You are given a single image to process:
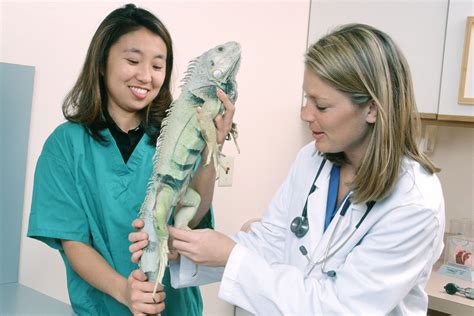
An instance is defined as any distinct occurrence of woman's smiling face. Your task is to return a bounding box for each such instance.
[104,27,167,119]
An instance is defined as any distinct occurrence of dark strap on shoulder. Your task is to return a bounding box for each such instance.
[302,159,327,218]
[355,201,376,229]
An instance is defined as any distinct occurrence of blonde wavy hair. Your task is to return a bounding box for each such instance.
[305,23,439,204]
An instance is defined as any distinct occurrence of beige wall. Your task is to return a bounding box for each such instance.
[427,125,474,232]
[2,1,473,316]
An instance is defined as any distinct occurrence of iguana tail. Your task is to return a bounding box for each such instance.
[152,236,168,298]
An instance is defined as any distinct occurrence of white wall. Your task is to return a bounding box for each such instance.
[1,1,310,315]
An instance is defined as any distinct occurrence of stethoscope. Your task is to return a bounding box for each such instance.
[290,159,376,278]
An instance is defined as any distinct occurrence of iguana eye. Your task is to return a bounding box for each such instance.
[213,69,223,79]
[218,46,224,52]
[210,60,215,66]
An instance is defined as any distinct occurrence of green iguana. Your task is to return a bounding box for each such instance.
[138,41,241,297]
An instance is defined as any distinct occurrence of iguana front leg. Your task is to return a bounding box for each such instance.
[196,103,223,172]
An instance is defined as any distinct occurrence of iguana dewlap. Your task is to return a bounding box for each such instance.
[138,42,241,296]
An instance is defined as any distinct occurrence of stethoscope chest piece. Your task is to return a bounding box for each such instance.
[291,216,309,238]
[290,159,327,239]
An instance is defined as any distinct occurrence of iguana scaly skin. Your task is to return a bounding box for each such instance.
[138,42,241,296]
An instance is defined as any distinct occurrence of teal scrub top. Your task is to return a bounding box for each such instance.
[28,122,213,316]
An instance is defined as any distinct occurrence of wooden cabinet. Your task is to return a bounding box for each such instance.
[438,0,474,123]
[308,0,474,126]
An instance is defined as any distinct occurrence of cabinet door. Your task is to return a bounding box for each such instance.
[307,0,449,118]
[438,0,474,122]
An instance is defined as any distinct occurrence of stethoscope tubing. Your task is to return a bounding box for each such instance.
[304,199,376,278]
[293,158,377,278]
[302,159,327,218]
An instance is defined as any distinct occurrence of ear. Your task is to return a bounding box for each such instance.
[366,100,377,124]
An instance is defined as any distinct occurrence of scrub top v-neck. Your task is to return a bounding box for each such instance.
[107,119,145,164]
[28,122,206,315]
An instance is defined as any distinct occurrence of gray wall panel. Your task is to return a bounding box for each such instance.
[0,62,35,284]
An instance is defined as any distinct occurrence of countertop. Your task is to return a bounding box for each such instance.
[0,282,75,316]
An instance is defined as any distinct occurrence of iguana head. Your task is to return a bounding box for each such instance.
[182,41,241,103]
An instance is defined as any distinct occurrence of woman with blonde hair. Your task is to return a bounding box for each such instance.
[131,23,445,315]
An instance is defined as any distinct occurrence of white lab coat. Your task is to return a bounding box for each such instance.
[170,142,445,315]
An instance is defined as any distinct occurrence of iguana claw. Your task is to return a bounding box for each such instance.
[229,122,240,154]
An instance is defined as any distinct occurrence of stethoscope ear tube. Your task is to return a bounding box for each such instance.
[355,200,376,228]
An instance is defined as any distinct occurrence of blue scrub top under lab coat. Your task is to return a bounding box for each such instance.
[28,122,212,315]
